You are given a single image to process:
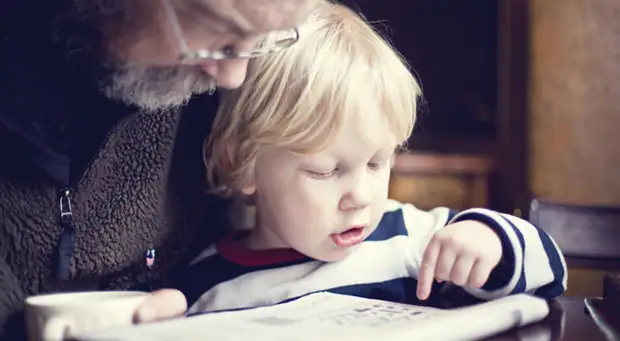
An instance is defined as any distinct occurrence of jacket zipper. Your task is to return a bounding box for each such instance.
[55,187,76,280]
[53,111,157,288]
[53,111,117,281]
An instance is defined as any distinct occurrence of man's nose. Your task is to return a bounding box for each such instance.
[200,58,249,89]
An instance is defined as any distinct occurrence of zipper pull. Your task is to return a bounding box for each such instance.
[59,189,73,222]
[145,246,156,291]
[55,189,76,280]
[145,246,156,268]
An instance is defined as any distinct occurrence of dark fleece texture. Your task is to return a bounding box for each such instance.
[0,100,229,341]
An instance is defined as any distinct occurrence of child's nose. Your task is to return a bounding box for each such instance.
[340,182,373,211]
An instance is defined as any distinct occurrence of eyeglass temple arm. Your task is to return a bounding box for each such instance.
[161,0,191,54]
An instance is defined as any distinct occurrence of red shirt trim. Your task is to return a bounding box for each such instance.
[215,232,307,266]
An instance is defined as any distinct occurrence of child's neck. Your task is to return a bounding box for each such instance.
[241,227,290,250]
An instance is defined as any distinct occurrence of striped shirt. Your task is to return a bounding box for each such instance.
[181,200,567,315]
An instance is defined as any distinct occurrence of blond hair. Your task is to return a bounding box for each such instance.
[205,2,421,197]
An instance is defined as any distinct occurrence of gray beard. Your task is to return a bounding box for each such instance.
[61,0,217,111]
[102,64,217,112]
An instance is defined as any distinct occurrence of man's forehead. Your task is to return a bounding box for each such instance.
[191,0,319,33]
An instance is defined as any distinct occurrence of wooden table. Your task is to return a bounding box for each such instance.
[486,297,612,340]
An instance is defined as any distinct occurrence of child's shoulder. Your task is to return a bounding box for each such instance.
[381,199,453,224]
[370,200,454,240]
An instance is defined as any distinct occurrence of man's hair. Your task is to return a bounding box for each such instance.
[205,2,421,197]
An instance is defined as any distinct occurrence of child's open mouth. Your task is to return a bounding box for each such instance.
[330,227,365,247]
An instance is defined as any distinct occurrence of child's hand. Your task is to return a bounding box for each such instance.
[416,220,503,300]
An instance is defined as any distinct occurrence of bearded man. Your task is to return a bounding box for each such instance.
[0,0,318,339]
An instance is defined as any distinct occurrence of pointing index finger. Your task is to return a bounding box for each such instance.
[417,240,440,301]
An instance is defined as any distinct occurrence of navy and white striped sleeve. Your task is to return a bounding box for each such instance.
[392,201,567,301]
[448,208,568,299]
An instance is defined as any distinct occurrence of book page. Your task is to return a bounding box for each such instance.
[78,292,550,341]
[227,291,442,329]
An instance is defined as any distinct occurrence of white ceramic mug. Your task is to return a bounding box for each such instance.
[24,291,149,341]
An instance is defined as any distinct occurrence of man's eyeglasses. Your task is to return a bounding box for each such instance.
[162,0,300,64]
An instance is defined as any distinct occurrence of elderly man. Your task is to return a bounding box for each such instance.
[0,0,318,339]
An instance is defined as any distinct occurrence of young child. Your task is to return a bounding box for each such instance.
[181,2,567,315]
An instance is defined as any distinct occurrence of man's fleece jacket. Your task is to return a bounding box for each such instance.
[0,3,228,339]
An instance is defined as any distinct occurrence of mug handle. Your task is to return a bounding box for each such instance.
[41,316,74,341]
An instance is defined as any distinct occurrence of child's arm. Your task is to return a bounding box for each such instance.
[389,200,567,302]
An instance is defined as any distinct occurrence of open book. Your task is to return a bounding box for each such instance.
[78,292,550,341]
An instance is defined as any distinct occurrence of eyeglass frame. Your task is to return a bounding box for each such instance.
[161,0,300,64]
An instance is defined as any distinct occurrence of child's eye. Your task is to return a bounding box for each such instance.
[306,169,337,179]
[368,160,387,170]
